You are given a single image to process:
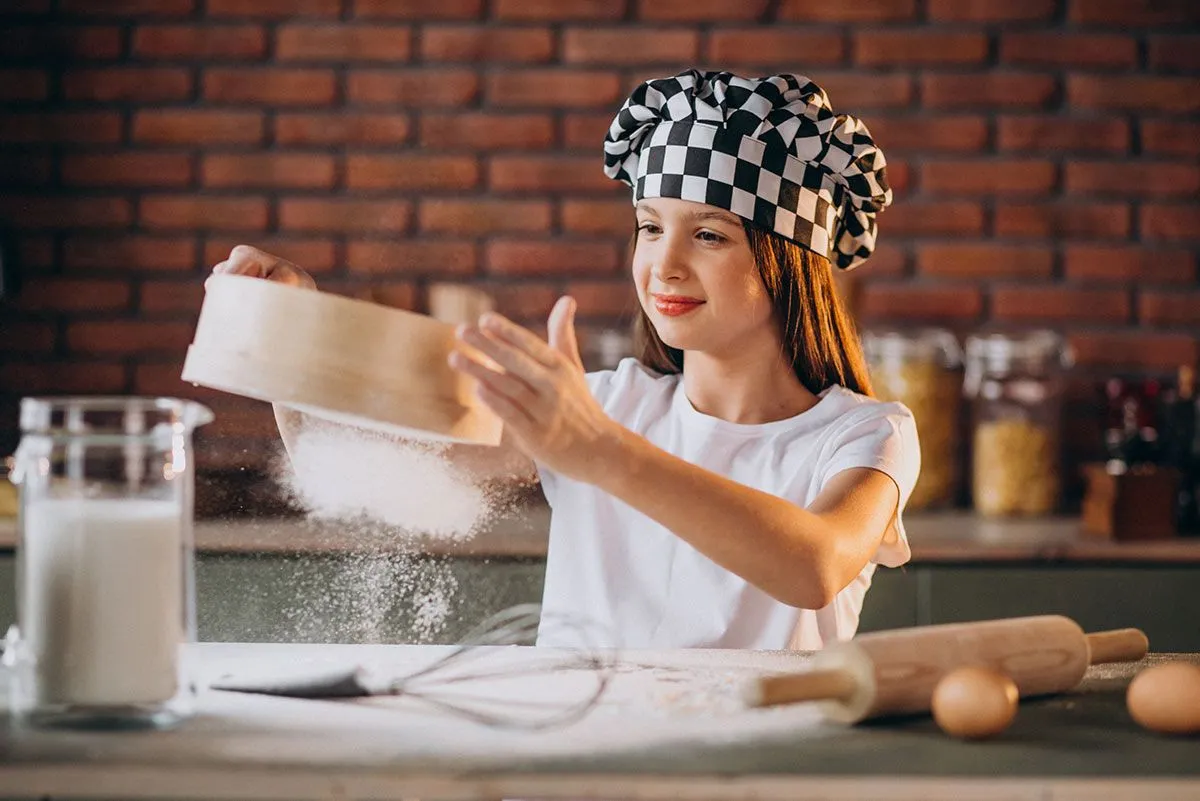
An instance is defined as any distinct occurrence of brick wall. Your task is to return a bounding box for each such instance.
[1,0,1198,498]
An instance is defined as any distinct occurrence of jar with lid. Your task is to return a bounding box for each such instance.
[5,397,212,729]
[863,328,964,511]
[964,332,1072,517]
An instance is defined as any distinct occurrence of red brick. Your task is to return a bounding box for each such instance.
[275,112,410,145]
[279,200,412,233]
[139,281,204,313]
[866,116,988,154]
[0,70,48,101]
[489,156,615,193]
[997,116,1129,154]
[562,199,635,235]
[859,284,983,321]
[637,0,768,19]
[1142,121,1200,158]
[353,282,420,310]
[207,0,339,16]
[879,201,985,237]
[1068,333,1198,371]
[1148,36,1200,72]
[420,113,553,150]
[419,200,552,234]
[780,0,916,21]
[200,154,336,189]
[493,0,623,20]
[815,73,914,109]
[133,110,264,145]
[487,71,621,108]
[1001,33,1136,69]
[204,238,339,274]
[562,113,616,150]
[1064,245,1195,284]
[204,68,336,106]
[0,153,51,186]
[1142,205,1200,242]
[277,24,412,61]
[421,27,553,62]
[922,160,1057,195]
[568,280,636,317]
[347,241,477,275]
[63,68,192,101]
[1069,76,1200,114]
[1139,291,1200,327]
[64,236,196,272]
[991,286,1130,323]
[67,321,194,355]
[0,362,127,394]
[860,244,908,277]
[474,282,560,321]
[62,154,193,188]
[928,0,1056,20]
[564,29,699,65]
[0,323,55,354]
[922,74,1058,109]
[348,69,478,105]
[17,237,55,270]
[354,0,483,18]
[882,160,913,196]
[854,32,987,67]
[1069,0,1200,25]
[133,25,266,59]
[994,203,1131,239]
[0,25,122,60]
[14,278,132,313]
[706,30,846,68]
[1066,162,1200,198]
[917,244,1054,278]
[486,240,620,276]
[134,362,219,398]
[0,112,121,144]
[0,196,131,229]
[346,155,479,191]
[60,0,194,14]
[140,197,268,231]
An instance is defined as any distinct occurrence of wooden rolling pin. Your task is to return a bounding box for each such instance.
[746,615,1147,723]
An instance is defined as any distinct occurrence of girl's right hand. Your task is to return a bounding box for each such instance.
[208,244,316,290]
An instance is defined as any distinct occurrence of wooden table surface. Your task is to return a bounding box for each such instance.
[1,644,1197,801]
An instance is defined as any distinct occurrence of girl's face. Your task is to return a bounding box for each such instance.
[632,197,777,359]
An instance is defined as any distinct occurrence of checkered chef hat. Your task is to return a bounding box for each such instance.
[603,70,893,270]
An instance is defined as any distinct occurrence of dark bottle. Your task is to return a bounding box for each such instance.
[1165,366,1198,534]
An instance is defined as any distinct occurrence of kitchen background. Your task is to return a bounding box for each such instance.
[0,1,1198,645]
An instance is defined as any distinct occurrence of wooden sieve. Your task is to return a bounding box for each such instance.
[181,274,503,445]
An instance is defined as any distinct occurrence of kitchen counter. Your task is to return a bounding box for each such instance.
[1,644,1197,801]
[3,508,1199,563]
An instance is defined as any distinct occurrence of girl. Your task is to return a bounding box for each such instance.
[211,70,919,652]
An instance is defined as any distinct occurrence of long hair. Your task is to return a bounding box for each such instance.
[634,221,874,398]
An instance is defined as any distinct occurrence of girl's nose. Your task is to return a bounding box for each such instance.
[652,240,690,282]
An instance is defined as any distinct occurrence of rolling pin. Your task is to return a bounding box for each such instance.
[746,615,1148,723]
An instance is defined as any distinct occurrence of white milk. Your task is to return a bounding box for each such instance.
[22,498,183,706]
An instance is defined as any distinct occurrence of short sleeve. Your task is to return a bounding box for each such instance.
[818,403,920,568]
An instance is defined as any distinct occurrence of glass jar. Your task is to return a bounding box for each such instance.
[964,332,1072,517]
[6,397,212,729]
[863,328,964,511]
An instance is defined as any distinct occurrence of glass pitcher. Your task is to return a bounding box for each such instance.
[6,397,212,729]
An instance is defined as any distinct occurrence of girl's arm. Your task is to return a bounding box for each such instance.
[450,298,902,610]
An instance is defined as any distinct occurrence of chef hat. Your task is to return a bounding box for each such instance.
[603,70,892,270]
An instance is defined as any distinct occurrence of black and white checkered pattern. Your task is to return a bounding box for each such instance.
[603,70,892,270]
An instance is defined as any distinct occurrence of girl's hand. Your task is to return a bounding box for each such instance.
[208,245,316,290]
[449,296,623,484]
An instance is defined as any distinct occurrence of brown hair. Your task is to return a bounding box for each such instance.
[634,221,874,397]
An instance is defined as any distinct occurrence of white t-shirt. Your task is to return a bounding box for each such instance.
[535,358,920,652]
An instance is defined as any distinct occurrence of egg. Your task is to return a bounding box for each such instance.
[931,666,1019,740]
[1126,661,1200,735]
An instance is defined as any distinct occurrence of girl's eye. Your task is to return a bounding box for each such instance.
[697,230,726,244]
[637,223,661,235]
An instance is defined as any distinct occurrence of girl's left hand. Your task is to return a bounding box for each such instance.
[448,296,623,484]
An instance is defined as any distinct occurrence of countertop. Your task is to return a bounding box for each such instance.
[3,509,1200,563]
[1,644,1197,801]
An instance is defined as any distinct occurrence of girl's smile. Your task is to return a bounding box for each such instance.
[652,293,706,316]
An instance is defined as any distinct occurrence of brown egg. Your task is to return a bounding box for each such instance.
[931,666,1019,740]
[1127,661,1200,735]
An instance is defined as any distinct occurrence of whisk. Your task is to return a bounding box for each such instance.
[211,604,617,731]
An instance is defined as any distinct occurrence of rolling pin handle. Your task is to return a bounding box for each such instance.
[745,668,859,709]
[1086,628,1149,665]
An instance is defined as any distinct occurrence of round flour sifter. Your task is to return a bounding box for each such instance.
[182,274,503,445]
